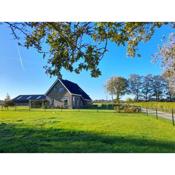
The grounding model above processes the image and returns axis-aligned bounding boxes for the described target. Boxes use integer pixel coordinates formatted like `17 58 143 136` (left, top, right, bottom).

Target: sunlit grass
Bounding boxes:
0 109 175 152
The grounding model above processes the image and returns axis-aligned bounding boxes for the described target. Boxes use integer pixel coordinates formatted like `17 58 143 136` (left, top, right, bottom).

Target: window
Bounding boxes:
58 87 64 93
26 96 32 100
17 96 22 100
36 96 42 100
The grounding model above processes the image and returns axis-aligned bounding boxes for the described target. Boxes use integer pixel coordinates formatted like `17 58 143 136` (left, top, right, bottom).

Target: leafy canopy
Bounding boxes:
105 76 128 101
6 22 165 77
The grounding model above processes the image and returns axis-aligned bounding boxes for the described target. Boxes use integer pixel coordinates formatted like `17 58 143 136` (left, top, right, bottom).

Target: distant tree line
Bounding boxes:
105 74 175 102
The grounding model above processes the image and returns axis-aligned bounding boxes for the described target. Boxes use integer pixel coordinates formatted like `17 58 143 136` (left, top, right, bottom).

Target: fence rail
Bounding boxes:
1 105 175 126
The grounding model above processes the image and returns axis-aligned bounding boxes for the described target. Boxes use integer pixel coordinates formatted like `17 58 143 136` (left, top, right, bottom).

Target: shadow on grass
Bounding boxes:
0 123 175 153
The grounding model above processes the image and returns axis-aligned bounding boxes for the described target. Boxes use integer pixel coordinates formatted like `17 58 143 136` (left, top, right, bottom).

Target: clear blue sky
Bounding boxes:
0 24 174 100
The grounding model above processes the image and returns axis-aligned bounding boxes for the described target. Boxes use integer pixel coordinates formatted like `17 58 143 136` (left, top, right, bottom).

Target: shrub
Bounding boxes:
123 105 141 113
114 104 141 113
3 100 15 107
107 104 114 110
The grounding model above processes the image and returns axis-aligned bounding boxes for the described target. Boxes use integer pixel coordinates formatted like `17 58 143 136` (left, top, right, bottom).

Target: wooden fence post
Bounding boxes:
29 100 31 111
172 109 174 126
156 108 158 119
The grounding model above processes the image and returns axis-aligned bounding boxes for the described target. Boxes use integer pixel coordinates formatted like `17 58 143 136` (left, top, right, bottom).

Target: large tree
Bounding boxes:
128 74 142 101
105 76 128 103
154 33 175 80
3 93 14 107
141 74 153 101
163 72 175 101
4 93 10 102
151 75 167 101
5 22 166 77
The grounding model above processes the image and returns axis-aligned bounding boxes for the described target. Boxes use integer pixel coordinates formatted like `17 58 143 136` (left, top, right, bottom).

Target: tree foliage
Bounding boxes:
151 75 167 101
128 74 142 101
163 72 175 100
141 74 153 101
105 76 128 102
5 22 165 77
106 74 175 102
3 93 14 107
154 33 175 79
4 93 10 102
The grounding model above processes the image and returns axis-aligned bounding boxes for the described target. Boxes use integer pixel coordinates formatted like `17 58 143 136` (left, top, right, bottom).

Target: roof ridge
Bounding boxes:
63 79 78 85
16 94 45 96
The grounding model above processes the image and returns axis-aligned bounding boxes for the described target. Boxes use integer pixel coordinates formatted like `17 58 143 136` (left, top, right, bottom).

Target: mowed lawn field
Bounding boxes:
0 109 175 153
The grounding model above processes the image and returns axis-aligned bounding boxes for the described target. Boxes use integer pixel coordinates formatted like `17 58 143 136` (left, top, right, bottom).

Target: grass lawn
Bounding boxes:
0 109 175 153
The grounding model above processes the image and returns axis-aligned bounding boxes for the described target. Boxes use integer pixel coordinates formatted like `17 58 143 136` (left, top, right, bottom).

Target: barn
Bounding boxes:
12 78 92 109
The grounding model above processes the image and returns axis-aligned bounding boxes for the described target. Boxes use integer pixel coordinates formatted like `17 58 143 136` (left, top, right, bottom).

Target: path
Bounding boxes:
141 108 174 121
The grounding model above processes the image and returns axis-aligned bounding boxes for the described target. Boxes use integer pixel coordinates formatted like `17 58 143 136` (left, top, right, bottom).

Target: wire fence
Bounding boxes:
1 105 175 126
141 107 175 126
0 105 116 113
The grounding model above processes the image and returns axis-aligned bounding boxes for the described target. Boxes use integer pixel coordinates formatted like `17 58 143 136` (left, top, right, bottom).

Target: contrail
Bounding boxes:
16 44 25 71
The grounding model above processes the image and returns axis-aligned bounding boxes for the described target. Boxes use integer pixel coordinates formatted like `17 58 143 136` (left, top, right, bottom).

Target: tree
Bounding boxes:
4 93 14 107
163 72 175 101
154 33 175 81
151 75 167 101
128 74 142 101
141 74 153 101
5 22 165 77
105 76 128 103
4 93 10 102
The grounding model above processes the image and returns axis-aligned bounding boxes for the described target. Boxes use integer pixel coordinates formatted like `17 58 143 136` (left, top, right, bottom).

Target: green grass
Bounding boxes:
0 109 175 153
132 102 175 113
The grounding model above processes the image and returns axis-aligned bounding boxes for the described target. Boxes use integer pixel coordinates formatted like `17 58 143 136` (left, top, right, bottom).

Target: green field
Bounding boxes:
0 109 175 152
132 102 175 112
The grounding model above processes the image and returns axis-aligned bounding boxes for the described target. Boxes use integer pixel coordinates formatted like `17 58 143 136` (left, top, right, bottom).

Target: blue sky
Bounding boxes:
0 24 174 100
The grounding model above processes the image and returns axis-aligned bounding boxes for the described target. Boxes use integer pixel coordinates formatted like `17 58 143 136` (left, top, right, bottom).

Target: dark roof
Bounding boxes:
13 95 46 103
60 79 91 100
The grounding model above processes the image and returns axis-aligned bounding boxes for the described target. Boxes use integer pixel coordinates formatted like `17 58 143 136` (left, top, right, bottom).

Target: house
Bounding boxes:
12 95 47 107
12 78 92 109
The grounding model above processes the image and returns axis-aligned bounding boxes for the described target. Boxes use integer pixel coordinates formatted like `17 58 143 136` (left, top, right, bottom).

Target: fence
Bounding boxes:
1 105 175 126
0 103 142 113
142 107 175 126
0 105 115 113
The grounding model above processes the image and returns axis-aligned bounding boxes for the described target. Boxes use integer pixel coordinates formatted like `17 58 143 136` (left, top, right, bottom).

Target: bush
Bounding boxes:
123 105 141 113
85 104 98 109
3 100 15 107
107 104 114 110
125 98 134 103
114 104 141 113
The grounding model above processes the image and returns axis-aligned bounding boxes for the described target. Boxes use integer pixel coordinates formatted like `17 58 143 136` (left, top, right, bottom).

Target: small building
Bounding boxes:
12 78 92 109
13 95 47 108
